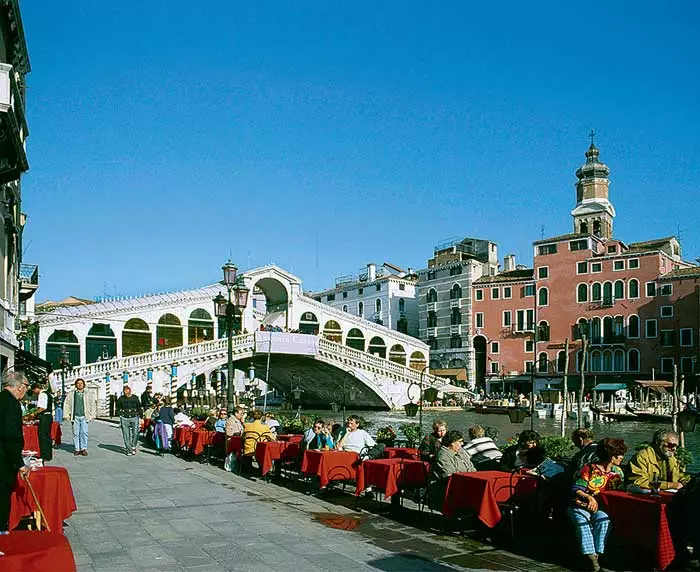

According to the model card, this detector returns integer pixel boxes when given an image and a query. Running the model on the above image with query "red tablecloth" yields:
[22,422,62,452]
[255,440,302,476]
[277,434,304,443]
[190,430,224,456]
[173,426,194,449]
[600,490,675,571]
[227,435,243,456]
[356,458,428,498]
[301,450,360,488]
[0,531,76,572]
[384,447,419,460]
[9,467,77,533]
[442,470,536,526]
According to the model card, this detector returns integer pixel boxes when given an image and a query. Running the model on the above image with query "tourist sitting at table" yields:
[264,412,281,434]
[627,429,690,492]
[419,420,447,461]
[174,408,195,428]
[500,430,545,471]
[568,437,626,572]
[304,418,325,445]
[204,409,219,431]
[214,409,228,433]
[463,425,502,470]
[225,406,246,437]
[243,409,275,456]
[336,414,375,455]
[568,428,598,478]
[305,418,335,450]
[428,430,475,510]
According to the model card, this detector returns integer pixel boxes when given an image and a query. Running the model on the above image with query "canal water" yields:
[298,407,700,472]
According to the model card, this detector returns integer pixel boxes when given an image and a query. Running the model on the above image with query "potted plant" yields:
[376,426,397,447]
[399,422,423,448]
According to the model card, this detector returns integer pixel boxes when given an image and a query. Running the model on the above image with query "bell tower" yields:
[571,131,615,239]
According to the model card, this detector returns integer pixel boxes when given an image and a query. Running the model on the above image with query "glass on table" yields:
[650,473,662,497]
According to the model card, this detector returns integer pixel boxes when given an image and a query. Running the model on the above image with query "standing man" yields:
[29,382,53,463]
[0,372,31,534]
[140,384,153,409]
[63,378,97,456]
[116,386,142,456]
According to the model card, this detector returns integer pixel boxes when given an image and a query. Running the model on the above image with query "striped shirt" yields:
[463,437,503,466]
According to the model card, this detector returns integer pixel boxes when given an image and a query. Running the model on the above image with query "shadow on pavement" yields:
[97,444,127,455]
[368,553,456,571]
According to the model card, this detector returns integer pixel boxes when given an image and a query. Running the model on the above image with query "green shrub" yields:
[399,422,423,447]
[539,435,574,461]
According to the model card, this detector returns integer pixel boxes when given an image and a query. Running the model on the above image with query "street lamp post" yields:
[58,345,72,416]
[213,261,250,409]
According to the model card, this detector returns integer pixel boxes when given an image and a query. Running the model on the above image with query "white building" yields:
[310,262,419,338]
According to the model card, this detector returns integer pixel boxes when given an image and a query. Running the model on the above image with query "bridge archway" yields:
[322,320,343,343]
[123,318,151,356]
[188,309,214,344]
[346,328,365,351]
[251,276,290,329]
[46,330,80,367]
[368,336,387,359]
[157,314,183,350]
[86,323,117,363]
[389,344,406,365]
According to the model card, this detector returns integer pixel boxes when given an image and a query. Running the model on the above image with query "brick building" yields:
[472,142,699,393]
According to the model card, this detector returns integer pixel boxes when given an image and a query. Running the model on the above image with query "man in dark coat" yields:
[0,371,31,533]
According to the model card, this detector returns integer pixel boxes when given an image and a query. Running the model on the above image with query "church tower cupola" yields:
[571,131,615,239]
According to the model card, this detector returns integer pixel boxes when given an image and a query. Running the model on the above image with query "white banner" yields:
[254,332,318,356]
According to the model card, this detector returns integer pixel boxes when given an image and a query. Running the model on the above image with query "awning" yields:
[431,368,467,382]
[593,383,627,391]
[635,380,673,388]
[436,383,472,394]
[14,348,53,383]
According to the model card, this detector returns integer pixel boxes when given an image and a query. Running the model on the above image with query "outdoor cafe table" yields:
[22,422,62,452]
[600,489,675,571]
[442,470,537,527]
[173,425,194,450]
[9,467,77,533]
[301,450,360,488]
[0,531,77,572]
[384,447,419,460]
[190,429,224,456]
[227,435,243,456]
[277,434,304,443]
[355,458,428,499]
[256,440,303,476]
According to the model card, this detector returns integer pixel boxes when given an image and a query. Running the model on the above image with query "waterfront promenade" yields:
[58,421,567,571]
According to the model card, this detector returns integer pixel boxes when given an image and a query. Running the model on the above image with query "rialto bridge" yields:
[36,266,451,410]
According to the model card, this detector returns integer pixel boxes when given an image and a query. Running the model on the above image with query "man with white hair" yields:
[0,371,31,534]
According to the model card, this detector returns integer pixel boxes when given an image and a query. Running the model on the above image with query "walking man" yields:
[0,371,31,534]
[63,378,98,456]
[116,386,142,455]
[29,382,53,463]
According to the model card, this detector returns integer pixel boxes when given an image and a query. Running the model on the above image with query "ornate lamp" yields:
[233,281,250,309]
[507,407,528,424]
[291,386,304,401]
[222,261,238,287]
[347,386,358,402]
[678,408,697,433]
[213,293,227,318]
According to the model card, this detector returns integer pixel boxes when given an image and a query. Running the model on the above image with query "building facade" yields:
[0,1,38,373]
[310,262,419,337]
[417,237,499,387]
[472,142,699,393]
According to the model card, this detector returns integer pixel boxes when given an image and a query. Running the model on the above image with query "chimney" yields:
[367,263,376,282]
[503,254,516,272]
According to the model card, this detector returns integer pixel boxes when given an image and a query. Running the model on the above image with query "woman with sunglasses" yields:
[627,429,689,492]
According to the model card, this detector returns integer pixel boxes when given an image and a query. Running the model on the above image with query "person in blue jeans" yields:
[63,378,98,456]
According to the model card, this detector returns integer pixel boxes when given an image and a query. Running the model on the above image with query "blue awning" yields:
[593,383,627,391]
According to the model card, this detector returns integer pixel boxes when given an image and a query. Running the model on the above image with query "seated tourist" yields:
[243,409,275,456]
[568,428,598,478]
[305,418,335,450]
[225,406,246,437]
[419,420,447,461]
[500,430,545,471]
[463,425,502,470]
[173,408,195,428]
[428,430,475,510]
[336,415,375,454]
[627,429,690,491]
[204,409,218,431]
[568,438,626,572]
[214,409,228,433]
[264,412,281,434]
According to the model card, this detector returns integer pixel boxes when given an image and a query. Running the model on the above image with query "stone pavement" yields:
[56,421,569,572]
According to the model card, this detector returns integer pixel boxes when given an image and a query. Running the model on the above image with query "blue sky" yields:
[20,1,700,301]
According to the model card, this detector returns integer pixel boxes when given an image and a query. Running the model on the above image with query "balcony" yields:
[427,327,438,338]
[427,302,437,312]
[19,263,38,301]
[0,64,29,183]
[450,298,461,309]
[450,324,462,335]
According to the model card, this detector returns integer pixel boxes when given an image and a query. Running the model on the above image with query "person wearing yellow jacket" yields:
[627,429,690,491]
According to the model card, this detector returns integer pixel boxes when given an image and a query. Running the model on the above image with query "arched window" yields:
[592,283,602,302]
[299,311,319,335]
[538,287,549,306]
[322,320,343,343]
[538,320,550,342]
[591,350,602,372]
[603,316,613,342]
[576,318,589,340]
[346,328,365,351]
[123,318,151,357]
[628,349,640,372]
[614,350,625,372]
[427,288,438,303]
[342,304,348,312]
[157,314,183,350]
[358,302,364,317]
[603,282,613,305]
[451,308,461,325]
[628,315,640,338]
[450,284,462,300]
[603,350,613,372]
[613,316,624,340]
[614,280,624,300]
[375,299,382,315]
[389,344,407,365]
[427,311,437,328]
[591,317,601,343]
[188,308,214,345]
[628,279,639,299]
[576,350,583,372]
[46,330,81,367]
[557,350,566,373]
[398,298,405,313]
[538,352,549,373]
[409,351,427,371]
[368,336,387,358]
[577,283,588,303]
[86,323,116,363]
